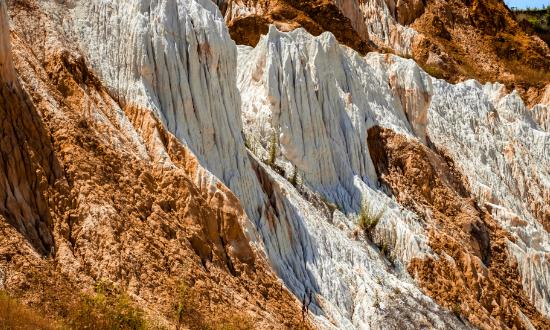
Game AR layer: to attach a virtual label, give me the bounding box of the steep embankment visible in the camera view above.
[1,0,549,329]
[237,26,550,329]
[1,1,308,328]
[411,0,550,106]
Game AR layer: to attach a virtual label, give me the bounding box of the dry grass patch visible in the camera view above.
[0,290,58,330]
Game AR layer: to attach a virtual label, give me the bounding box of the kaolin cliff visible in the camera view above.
[0,0,549,329]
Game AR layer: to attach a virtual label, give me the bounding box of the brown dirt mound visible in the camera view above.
[224,0,371,53]
[411,0,550,106]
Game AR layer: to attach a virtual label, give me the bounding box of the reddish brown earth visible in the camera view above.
[0,2,310,328]
[411,0,550,106]
[223,0,371,53]
[367,126,550,330]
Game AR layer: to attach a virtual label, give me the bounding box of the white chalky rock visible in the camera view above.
[64,0,267,238]
[238,27,416,211]
[60,2,468,327]
[238,26,469,328]
[239,25,550,321]
[357,0,419,56]
[426,79,550,317]
[250,157,469,329]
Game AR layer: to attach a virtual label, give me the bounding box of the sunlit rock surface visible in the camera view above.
[238,24,550,326]
[3,0,549,328]
[64,2,467,328]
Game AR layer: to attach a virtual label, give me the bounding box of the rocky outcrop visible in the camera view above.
[2,0,550,329]
[218,0,419,55]
[0,1,61,255]
[238,26,550,328]
[220,0,371,53]
[426,79,550,319]
[368,126,550,330]
[1,0,309,327]
[238,26,472,328]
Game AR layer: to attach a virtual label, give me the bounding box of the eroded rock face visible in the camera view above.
[221,0,371,53]
[368,126,549,330]
[2,0,550,329]
[426,79,550,319]
[218,0,419,55]
[0,1,60,255]
[238,26,550,328]
[237,27,473,329]
[1,1,308,327]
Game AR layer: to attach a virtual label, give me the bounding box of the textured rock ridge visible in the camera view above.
[0,2,61,255]
[238,26,550,328]
[0,1,309,327]
[1,0,550,329]
[238,26,472,328]
[368,126,550,330]
[217,0,418,55]
[219,0,549,105]
[426,79,550,318]
[220,0,371,53]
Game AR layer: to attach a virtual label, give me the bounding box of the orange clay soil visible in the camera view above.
[223,0,371,53]
[411,0,550,106]
[367,126,550,330]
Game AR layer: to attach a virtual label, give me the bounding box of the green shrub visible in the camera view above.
[289,165,299,187]
[67,283,147,330]
[267,132,278,166]
[357,199,385,238]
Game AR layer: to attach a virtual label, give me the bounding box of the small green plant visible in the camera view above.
[452,303,462,319]
[289,165,299,187]
[373,292,380,309]
[357,199,385,238]
[267,132,278,166]
[243,134,251,150]
[67,282,147,330]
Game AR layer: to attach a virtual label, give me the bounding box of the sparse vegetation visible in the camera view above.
[174,282,254,330]
[66,282,147,330]
[357,198,385,238]
[514,6,550,46]
[0,290,58,330]
[267,132,278,167]
[422,64,447,80]
[289,165,299,187]
[373,291,380,309]
[452,303,462,319]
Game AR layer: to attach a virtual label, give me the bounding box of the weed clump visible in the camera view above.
[67,282,147,330]
[174,282,254,330]
[357,199,385,238]
[267,132,278,167]
[0,291,57,330]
